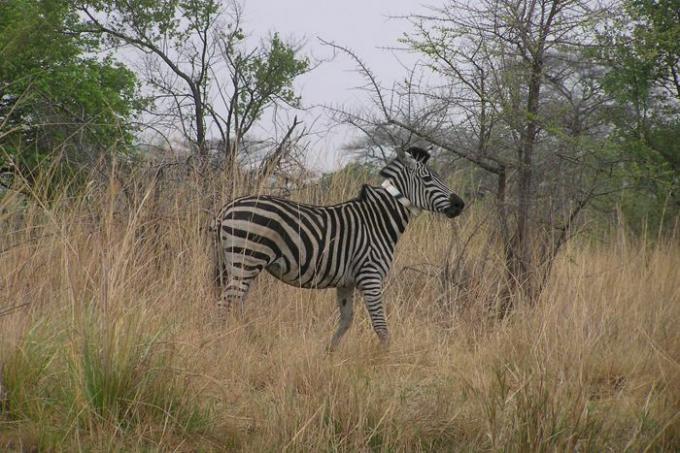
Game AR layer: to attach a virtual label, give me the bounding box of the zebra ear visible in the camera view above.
[406,146,431,163]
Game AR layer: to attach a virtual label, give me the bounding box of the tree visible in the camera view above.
[0,0,141,188]
[598,0,680,231]
[75,0,309,160]
[329,0,615,308]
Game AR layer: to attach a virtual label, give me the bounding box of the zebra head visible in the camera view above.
[379,147,465,218]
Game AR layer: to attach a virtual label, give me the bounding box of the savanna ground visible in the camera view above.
[1,167,679,451]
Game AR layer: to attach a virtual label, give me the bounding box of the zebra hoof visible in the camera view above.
[376,332,390,349]
[326,342,340,354]
[214,304,229,326]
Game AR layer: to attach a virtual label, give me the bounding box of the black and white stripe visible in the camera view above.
[214,147,464,348]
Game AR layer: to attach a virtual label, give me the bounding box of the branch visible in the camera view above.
[387,117,504,174]
[78,8,199,94]
[259,116,302,175]
[321,38,505,174]
[318,38,390,118]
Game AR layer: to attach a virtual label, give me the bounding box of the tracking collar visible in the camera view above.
[381,180,422,216]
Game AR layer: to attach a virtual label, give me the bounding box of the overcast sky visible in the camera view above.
[241,0,426,172]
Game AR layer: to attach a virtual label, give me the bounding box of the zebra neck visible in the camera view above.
[381,180,422,216]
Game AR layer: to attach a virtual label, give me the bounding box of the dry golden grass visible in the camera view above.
[1,169,679,451]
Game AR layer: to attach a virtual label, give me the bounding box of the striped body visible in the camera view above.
[219,186,409,290]
[214,148,464,348]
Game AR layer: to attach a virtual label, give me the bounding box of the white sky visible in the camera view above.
[241,0,426,172]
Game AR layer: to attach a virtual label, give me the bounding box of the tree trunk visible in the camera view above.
[191,84,207,156]
[508,56,543,302]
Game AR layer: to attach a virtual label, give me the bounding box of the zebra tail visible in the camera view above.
[209,216,226,293]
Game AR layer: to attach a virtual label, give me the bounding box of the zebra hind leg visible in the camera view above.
[218,278,252,320]
[217,262,264,321]
[329,286,355,351]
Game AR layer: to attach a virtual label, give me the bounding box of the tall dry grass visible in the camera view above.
[1,166,679,451]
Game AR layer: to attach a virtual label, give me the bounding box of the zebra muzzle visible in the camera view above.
[444,194,465,218]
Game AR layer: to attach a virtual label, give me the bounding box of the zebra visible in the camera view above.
[214,146,465,349]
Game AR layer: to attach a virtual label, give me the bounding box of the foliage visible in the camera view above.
[598,0,680,231]
[77,0,221,45]
[75,0,309,157]
[0,0,142,188]
[237,33,309,129]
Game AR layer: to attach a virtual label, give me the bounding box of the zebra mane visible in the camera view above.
[358,184,373,201]
[378,157,407,180]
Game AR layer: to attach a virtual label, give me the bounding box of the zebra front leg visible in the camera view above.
[329,286,354,351]
[358,277,389,347]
